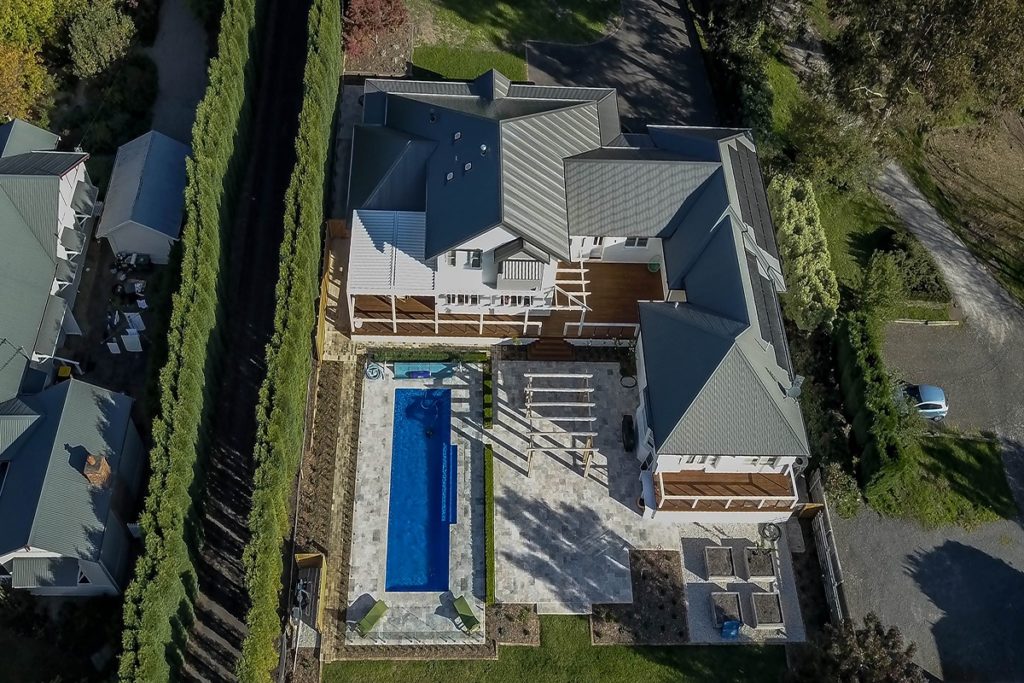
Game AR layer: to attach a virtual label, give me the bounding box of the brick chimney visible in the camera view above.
[83,454,111,487]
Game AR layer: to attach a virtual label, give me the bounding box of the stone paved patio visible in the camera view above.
[346,363,486,645]
[491,360,680,610]
[490,360,806,644]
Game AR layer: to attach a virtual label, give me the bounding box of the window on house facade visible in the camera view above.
[593,237,604,246]
[501,294,531,307]
[446,251,457,266]
[625,237,649,248]
[452,294,480,306]
[467,250,482,269]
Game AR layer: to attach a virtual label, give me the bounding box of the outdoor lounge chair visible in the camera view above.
[453,595,481,633]
[356,599,388,637]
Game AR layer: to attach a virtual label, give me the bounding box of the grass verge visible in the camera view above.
[866,436,1016,529]
[412,45,526,80]
[484,443,495,604]
[322,616,785,682]
[816,186,899,291]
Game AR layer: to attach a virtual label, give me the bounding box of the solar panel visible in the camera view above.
[730,146,780,261]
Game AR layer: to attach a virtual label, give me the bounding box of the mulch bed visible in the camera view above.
[295,360,345,553]
[344,27,413,76]
[591,549,688,645]
[487,604,541,646]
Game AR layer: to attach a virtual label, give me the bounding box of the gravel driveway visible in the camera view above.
[526,0,718,130]
[827,164,1024,682]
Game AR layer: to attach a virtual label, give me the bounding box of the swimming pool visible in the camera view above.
[385,388,456,592]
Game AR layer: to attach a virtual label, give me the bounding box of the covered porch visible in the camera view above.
[653,470,799,513]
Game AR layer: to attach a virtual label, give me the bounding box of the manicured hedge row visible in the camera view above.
[117,0,263,679]
[236,0,341,677]
[835,312,908,483]
[370,348,490,363]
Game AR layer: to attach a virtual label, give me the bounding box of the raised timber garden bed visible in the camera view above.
[704,546,736,582]
[745,547,776,581]
[711,592,742,628]
[752,592,784,629]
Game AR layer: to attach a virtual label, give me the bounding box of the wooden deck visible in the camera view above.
[655,470,796,513]
[350,262,664,339]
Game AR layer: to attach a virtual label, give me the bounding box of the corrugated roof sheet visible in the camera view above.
[564,152,719,238]
[97,131,190,239]
[0,119,59,158]
[11,556,79,588]
[348,210,436,294]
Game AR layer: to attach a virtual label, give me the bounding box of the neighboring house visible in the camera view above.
[0,120,142,594]
[0,380,144,595]
[96,130,190,264]
[0,118,99,397]
[347,71,808,522]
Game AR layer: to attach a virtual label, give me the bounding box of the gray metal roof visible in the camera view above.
[564,151,719,238]
[0,380,135,559]
[96,131,191,240]
[0,119,59,158]
[0,152,88,176]
[639,302,807,457]
[348,126,434,213]
[679,215,751,325]
[357,72,615,260]
[11,556,79,588]
[500,103,601,259]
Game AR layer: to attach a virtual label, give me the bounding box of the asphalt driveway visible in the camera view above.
[526,0,718,130]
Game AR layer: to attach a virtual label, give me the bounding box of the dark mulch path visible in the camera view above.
[591,549,688,645]
[487,604,541,646]
[790,519,830,639]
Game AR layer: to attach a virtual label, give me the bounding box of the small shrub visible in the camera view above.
[886,231,950,302]
[69,1,135,78]
[822,461,860,517]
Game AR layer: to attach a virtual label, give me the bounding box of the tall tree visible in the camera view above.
[830,0,1024,125]
[0,42,54,122]
[68,0,136,78]
[790,612,924,682]
[0,0,56,48]
[768,174,841,332]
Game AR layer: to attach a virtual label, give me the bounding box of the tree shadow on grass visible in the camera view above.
[917,437,1021,524]
[906,541,1024,681]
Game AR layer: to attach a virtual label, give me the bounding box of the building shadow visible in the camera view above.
[906,541,1024,681]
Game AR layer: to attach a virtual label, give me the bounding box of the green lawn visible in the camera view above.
[816,186,899,291]
[413,45,527,81]
[803,0,837,41]
[892,302,952,322]
[409,0,618,81]
[765,57,803,146]
[866,436,1017,529]
[324,616,786,683]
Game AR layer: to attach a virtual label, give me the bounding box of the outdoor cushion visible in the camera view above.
[356,599,388,637]
[453,594,480,633]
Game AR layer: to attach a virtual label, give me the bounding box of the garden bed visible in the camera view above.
[591,550,688,645]
[487,604,540,646]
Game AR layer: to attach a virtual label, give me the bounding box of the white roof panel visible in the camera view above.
[348,210,436,294]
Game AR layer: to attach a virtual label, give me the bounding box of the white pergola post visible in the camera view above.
[523,372,598,480]
[390,294,397,333]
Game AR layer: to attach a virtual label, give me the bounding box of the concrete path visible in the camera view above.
[526,0,718,130]
[145,0,209,143]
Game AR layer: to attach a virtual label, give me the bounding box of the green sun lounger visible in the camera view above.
[356,599,388,637]
[453,595,480,633]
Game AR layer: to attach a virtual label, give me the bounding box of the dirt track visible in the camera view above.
[181,0,311,678]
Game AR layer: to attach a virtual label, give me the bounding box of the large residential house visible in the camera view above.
[0,119,143,594]
[346,71,808,522]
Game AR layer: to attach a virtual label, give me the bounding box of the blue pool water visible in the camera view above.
[385,388,456,592]
[393,362,455,379]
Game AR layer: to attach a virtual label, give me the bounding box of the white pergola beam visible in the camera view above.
[526,387,595,393]
[523,373,593,379]
[543,416,598,422]
[527,447,597,453]
[527,431,598,438]
[528,402,595,408]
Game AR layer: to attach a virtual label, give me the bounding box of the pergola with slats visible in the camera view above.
[524,372,598,479]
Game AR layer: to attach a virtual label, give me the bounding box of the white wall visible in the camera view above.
[646,508,795,525]
[105,222,175,264]
[570,236,664,265]
[653,455,798,475]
